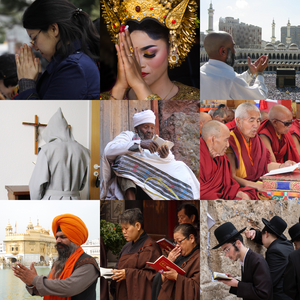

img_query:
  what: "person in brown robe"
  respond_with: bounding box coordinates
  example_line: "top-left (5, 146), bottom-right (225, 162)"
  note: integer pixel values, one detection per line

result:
top-left (110, 208), bottom-right (162, 300)
top-left (151, 223), bottom-right (200, 300)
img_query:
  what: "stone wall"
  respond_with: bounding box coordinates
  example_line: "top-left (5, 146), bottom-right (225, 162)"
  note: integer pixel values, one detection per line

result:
top-left (159, 100), bottom-right (200, 178)
top-left (200, 200), bottom-right (300, 300)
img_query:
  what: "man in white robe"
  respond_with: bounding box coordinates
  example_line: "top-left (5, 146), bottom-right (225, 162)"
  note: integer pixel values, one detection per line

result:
top-left (100, 110), bottom-right (200, 200)
top-left (29, 108), bottom-right (90, 200)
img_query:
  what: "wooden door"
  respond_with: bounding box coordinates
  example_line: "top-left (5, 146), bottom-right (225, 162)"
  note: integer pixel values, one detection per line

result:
top-left (89, 100), bottom-right (100, 200)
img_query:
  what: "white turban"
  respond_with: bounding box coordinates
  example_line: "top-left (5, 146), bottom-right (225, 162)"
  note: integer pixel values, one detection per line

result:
top-left (133, 110), bottom-right (156, 127)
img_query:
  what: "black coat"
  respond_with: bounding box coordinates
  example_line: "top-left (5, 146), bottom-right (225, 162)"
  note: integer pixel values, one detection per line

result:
top-left (253, 230), bottom-right (294, 300)
top-left (283, 248), bottom-right (300, 300)
top-left (229, 249), bottom-right (273, 300)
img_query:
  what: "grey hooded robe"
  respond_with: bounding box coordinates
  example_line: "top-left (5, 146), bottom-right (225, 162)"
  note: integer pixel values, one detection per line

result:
top-left (29, 108), bottom-right (90, 200)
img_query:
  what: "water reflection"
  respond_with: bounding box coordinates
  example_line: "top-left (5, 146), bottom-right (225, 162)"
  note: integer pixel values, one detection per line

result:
top-left (0, 267), bottom-right (100, 299)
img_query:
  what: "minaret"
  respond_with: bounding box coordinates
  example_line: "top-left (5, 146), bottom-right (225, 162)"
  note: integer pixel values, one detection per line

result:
top-left (207, 1), bottom-right (214, 33)
top-left (271, 19), bottom-right (276, 43)
top-left (286, 19), bottom-right (291, 45)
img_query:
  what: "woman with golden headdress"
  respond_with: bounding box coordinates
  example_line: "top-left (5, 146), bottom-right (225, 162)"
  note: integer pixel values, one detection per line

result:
top-left (100, 0), bottom-right (199, 100)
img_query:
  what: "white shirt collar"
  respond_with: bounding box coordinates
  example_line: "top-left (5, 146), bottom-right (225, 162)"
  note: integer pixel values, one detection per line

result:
top-left (240, 248), bottom-right (250, 269)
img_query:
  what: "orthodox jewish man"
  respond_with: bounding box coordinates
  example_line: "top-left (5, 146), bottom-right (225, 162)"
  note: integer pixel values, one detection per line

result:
top-left (283, 219), bottom-right (300, 300)
top-left (101, 110), bottom-right (199, 200)
top-left (212, 222), bottom-right (273, 300)
top-left (12, 214), bottom-right (100, 300)
top-left (245, 216), bottom-right (294, 300)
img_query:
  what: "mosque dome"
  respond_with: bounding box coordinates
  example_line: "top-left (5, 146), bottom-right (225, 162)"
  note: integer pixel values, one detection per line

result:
top-left (277, 43), bottom-right (286, 50)
top-left (289, 43), bottom-right (298, 50)
top-left (265, 43), bottom-right (275, 50)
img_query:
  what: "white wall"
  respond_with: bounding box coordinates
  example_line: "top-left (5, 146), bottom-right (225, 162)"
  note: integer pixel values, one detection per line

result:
top-left (0, 100), bottom-right (91, 200)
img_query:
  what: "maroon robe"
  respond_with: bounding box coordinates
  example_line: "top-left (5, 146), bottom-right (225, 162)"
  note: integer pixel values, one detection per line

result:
top-left (115, 236), bottom-right (162, 300)
top-left (200, 137), bottom-right (258, 200)
top-left (226, 119), bottom-right (236, 129)
top-left (157, 249), bottom-right (200, 300)
top-left (229, 126), bottom-right (271, 182)
top-left (258, 119), bottom-right (300, 163)
top-left (290, 119), bottom-right (300, 141)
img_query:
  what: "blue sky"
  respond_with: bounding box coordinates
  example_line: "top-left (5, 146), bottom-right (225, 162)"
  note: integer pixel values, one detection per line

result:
top-left (0, 201), bottom-right (100, 242)
top-left (200, 0), bottom-right (300, 42)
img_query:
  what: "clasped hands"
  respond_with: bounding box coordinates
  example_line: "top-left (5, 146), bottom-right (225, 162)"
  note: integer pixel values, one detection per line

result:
top-left (12, 262), bottom-right (38, 286)
top-left (15, 44), bottom-right (41, 81)
top-left (111, 268), bottom-right (126, 282)
top-left (112, 28), bottom-right (152, 100)
top-left (248, 55), bottom-right (269, 75)
top-left (140, 140), bottom-right (169, 158)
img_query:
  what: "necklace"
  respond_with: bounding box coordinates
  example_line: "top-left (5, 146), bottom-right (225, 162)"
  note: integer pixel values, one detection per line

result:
top-left (162, 82), bottom-right (175, 100)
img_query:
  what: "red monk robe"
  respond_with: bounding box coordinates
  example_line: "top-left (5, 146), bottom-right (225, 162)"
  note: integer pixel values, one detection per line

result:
top-left (226, 119), bottom-right (236, 129)
top-left (229, 126), bottom-right (271, 182)
top-left (290, 119), bottom-right (300, 141)
top-left (200, 137), bottom-right (258, 200)
top-left (258, 119), bottom-right (300, 163)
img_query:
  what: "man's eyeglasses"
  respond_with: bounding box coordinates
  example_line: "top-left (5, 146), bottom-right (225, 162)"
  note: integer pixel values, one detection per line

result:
top-left (222, 241), bottom-right (236, 254)
top-left (174, 236), bottom-right (188, 245)
top-left (30, 29), bottom-right (42, 46)
top-left (272, 119), bottom-right (293, 127)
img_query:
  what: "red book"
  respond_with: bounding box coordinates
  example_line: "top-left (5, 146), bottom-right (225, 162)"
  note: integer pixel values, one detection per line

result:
top-left (147, 255), bottom-right (185, 280)
top-left (156, 238), bottom-right (175, 251)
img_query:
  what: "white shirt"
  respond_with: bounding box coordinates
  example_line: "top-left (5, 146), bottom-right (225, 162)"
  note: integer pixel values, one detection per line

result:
top-left (240, 248), bottom-right (250, 273)
top-left (200, 59), bottom-right (268, 100)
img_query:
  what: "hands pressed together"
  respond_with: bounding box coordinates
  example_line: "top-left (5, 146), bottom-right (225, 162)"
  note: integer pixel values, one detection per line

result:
top-left (12, 262), bottom-right (38, 286)
top-left (111, 27), bottom-right (152, 100)
top-left (15, 44), bottom-right (41, 81)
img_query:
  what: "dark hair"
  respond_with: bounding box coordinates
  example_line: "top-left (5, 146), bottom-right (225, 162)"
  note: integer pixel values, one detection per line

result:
top-left (213, 108), bottom-right (226, 118)
top-left (217, 104), bottom-right (226, 109)
top-left (119, 208), bottom-right (144, 229)
top-left (227, 234), bottom-right (244, 249)
top-left (177, 203), bottom-right (199, 224)
top-left (127, 18), bottom-right (169, 46)
top-left (0, 54), bottom-right (18, 87)
top-left (174, 223), bottom-right (198, 243)
top-left (261, 226), bottom-right (277, 238)
top-left (22, 0), bottom-right (100, 61)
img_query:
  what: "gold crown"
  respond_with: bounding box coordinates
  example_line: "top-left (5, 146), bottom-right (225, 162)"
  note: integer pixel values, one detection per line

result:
top-left (101, 0), bottom-right (198, 68)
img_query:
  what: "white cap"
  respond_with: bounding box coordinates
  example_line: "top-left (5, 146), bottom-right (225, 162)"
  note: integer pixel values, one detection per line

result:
top-left (133, 110), bottom-right (156, 127)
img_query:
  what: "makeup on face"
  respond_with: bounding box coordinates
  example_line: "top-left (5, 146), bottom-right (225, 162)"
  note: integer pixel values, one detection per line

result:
top-left (140, 45), bottom-right (157, 58)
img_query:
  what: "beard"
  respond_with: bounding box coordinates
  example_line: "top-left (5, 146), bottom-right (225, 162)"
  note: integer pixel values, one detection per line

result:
top-left (53, 242), bottom-right (77, 278)
top-left (225, 48), bottom-right (235, 67)
top-left (137, 128), bottom-right (154, 140)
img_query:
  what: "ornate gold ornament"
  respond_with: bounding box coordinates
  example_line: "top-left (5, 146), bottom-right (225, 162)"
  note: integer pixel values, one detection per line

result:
top-left (101, 0), bottom-right (198, 68)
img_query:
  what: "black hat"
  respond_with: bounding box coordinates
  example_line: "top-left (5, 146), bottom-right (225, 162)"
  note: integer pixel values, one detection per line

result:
top-left (262, 216), bottom-right (287, 240)
top-left (289, 223), bottom-right (300, 242)
top-left (0, 54), bottom-right (17, 80)
top-left (212, 222), bottom-right (246, 249)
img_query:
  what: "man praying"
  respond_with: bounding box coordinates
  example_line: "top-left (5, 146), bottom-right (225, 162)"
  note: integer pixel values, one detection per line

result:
top-left (100, 110), bottom-right (199, 200)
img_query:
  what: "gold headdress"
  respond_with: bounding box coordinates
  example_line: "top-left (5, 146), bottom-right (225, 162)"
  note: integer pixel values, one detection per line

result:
top-left (101, 0), bottom-right (198, 68)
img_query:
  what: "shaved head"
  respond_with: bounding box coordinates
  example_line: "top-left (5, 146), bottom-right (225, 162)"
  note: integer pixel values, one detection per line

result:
top-left (204, 31), bottom-right (234, 59)
top-left (260, 111), bottom-right (269, 121)
top-left (235, 102), bottom-right (260, 120)
top-left (200, 112), bottom-right (212, 131)
top-left (269, 104), bottom-right (292, 120)
top-left (202, 120), bottom-right (229, 141)
top-left (225, 109), bottom-right (235, 123)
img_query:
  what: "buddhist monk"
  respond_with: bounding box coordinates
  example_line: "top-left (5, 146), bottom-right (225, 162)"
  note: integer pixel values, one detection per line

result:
top-left (212, 108), bottom-right (227, 123)
top-left (200, 120), bottom-right (257, 200)
top-left (290, 118), bottom-right (300, 156)
top-left (258, 104), bottom-right (300, 163)
top-left (200, 112), bottom-right (212, 135)
top-left (225, 109), bottom-right (235, 123)
top-left (226, 102), bottom-right (295, 192)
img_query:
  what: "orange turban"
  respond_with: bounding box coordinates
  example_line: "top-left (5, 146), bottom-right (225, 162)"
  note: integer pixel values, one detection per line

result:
top-left (52, 214), bottom-right (88, 245)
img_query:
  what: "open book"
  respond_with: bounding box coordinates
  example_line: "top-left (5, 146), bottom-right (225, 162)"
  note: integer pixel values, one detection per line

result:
top-left (156, 238), bottom-right (175, 251)
top-left (100, 267), bottom-right (114, 279)
top-left (212, 272), bottom-right (233, 281)
top-left (263, 162), bottom-right (300, 176)
top-left (152, 135), bottom-right (174, 150)
top-left (147, 255), bottom-right (185, 280)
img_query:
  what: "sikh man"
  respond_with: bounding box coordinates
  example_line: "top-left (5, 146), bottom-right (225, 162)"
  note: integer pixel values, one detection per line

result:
top-left (200, 120), bottom-right (257, 200)
top-left (226, 102), bottom-right (295, 192)
top-left (212, 108), bottom-right (227, 123)
top-left (100, 110), bottom-right (200, 200)
top-left (283, 219), bottom-right (300, 299)
top-left (12, 214), bottom-right (100, 299)
top-left (200, 112), bottom-right (212, 135)
top-left (257, 104), bottom-right (300, 163)
top-left (200, 31), bottom-right (268, 100)
top-left (246, 216), bottom-right (294, 300)
top-left (212, 222), bottom-right (273, 300)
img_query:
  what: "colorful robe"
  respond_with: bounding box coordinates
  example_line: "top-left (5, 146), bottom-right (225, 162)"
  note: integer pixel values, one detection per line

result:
top-left (200, 137), bottom-right (257, 200)
top-left (258, 119), bottom-right (300, 163)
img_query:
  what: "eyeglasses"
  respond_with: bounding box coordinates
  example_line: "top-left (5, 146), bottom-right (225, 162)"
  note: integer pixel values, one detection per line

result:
top-left (30, 29), bottom-right (42, 46)
top-left (174, 236), bottom-right (188, 245)
top-left (222, 242), bottom-right (236, 254)
top-left (272, 119), bottom-right (293, 127)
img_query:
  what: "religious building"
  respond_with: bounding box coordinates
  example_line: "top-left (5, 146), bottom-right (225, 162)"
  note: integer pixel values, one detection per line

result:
top-left (3, 219), bottom-right (57, 264)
